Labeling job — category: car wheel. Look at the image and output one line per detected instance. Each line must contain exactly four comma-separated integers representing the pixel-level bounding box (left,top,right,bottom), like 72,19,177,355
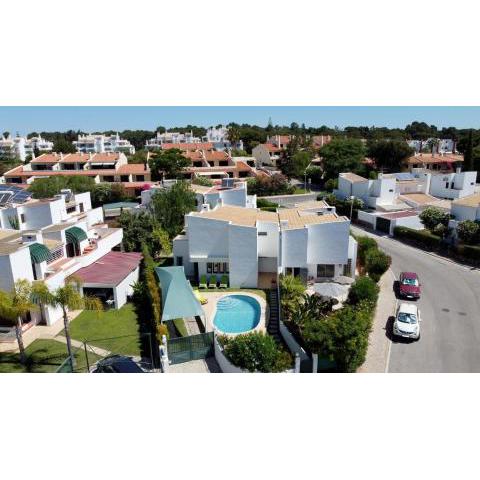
416,334,421,341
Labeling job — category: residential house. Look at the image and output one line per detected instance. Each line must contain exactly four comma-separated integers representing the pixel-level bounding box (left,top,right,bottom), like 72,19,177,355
2,152,151,197
252,143,283,167
203,125,244,151
407,153,463,173
73,133,135,155
0,190,141,337
450,193,480,222
145,131,202,149
407,139,457,154
173,203,357,288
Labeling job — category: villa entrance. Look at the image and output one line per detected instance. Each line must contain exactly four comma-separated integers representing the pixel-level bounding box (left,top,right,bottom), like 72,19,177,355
168,332,214,365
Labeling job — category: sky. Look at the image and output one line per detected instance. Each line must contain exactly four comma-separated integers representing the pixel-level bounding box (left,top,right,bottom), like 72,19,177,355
1,106,480,134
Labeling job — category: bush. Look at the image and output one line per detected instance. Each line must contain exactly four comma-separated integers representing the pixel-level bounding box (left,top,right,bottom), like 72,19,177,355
356,236,378,267
454,244,480,262
221,332,292,372
305,165,322,184
279,274,306,321
348,276,379,305
256,198,278,209
247,173,294,197
457,220,480,245
192,176,213,187
324,178,338,192
393,226,442,249
419,207,450,232
365,249,391,282
157,323,169,341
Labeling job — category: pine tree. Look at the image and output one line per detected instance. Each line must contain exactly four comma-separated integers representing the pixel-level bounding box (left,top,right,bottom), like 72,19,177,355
464,129,474,171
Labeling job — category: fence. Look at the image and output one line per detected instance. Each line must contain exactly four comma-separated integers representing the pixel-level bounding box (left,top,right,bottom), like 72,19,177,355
55,333,154,373
168,331,214,365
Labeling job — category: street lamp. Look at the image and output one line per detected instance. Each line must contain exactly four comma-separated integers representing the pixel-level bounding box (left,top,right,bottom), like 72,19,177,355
349,195,355,220
304,161,313,191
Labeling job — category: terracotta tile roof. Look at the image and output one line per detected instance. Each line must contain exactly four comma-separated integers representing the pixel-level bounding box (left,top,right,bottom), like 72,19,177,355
88,153,120,163
117,164,149,174
340,172,368,183
59,153,89,163
205,151,229,161
30,154,60,164
184,151,204,161
235,161,253,172
73,251,142,286
452,193,480,207
123,181,155,189
263,143,282,153
312,135,332,148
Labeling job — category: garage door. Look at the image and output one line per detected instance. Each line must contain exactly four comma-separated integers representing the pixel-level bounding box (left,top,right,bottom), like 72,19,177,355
376,217,391,234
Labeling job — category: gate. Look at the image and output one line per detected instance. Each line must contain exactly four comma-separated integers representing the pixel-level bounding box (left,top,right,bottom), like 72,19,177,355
376,216,391,234
168,332,214,365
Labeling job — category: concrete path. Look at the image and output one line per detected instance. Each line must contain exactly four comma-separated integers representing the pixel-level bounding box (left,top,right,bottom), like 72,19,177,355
358,269,396,373
50,335,112,357
167,357,221,373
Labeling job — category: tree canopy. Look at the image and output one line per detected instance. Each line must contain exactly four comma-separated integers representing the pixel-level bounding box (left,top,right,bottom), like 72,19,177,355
367,140,414,171
148,148,190,180
28,175,95,199
319,138,367,181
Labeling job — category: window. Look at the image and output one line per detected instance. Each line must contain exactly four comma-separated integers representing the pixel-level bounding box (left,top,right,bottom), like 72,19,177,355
66,206,76,214
343,259,352,277
20,213,25,223
176,256,183,266
103,176,114,182
258,232,268,236
445,182,449,188
207,262,228,274
79,203,84,213
47,246,64,264
389,189,394,192
120,175,129,182
317,264,335,278
136,175,145,182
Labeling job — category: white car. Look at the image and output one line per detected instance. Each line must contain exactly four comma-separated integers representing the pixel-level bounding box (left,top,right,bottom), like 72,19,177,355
393,303,421,340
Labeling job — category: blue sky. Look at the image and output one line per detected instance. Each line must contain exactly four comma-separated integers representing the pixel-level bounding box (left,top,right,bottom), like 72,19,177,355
1,106,480,134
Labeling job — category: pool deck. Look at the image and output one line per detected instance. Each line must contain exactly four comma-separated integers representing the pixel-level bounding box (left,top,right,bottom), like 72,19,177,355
201,291,267,335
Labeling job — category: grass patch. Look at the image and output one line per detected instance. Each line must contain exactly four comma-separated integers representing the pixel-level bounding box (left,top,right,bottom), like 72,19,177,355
64,303,142,357
292,188,309,194
0,339,100,373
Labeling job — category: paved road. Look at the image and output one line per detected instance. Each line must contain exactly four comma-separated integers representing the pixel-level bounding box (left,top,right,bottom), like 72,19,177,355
352,226,480,373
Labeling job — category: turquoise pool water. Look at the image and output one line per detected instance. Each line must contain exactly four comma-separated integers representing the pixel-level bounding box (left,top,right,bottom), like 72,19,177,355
213,295,261,334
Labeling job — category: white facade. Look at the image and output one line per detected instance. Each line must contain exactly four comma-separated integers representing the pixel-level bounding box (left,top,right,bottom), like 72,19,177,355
336,173,396,208
428,170,476,200
173,204,357,288
252,144,282,167
0,191,137,331
73,134,135,154
145,131,201,149
203,125,244,151
0,134,53,162
408,138,456,154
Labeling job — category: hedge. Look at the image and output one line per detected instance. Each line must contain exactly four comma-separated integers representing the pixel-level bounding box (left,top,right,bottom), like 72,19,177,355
393,226,442,249
454,244,480,262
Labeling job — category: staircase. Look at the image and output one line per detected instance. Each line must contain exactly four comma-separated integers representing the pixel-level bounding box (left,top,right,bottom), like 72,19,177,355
267,289,282,344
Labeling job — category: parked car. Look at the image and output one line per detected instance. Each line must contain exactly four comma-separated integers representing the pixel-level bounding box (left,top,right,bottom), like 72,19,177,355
399,272,421,299
393,303,421,341
91,355,145,373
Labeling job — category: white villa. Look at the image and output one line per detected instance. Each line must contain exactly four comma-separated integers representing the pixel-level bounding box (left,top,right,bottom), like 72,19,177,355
0,188,141,332
73,133,135,155
173,201,357,288
0,134,53,161
146,131,202,149
203,125,244,151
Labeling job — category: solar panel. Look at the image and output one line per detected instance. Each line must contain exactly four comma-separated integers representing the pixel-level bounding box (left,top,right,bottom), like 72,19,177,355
394,172,414,181
0,184,32,204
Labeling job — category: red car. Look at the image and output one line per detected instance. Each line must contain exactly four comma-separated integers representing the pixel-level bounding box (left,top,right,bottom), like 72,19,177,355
399,272,421,299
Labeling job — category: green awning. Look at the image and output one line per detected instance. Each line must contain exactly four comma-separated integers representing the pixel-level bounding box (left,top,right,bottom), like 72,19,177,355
155,266,204,321
29,243,52,264
65,226,88,244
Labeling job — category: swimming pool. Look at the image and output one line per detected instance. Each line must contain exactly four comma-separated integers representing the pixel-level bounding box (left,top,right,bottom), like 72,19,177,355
213,294,261,334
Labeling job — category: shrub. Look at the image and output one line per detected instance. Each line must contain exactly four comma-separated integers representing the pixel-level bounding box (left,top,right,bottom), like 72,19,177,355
305,165,322,184
457,220,480,245
324,178,338,192
246,173,294,197
356,236,378,267
157,323,169,341
192,176,213,187
302,300,374,372
256,198,278,209
221,332,292,372
348,276,379,305
393,226,442,249
454,244,480,262
365,249,391,282
279,274,306,321
419,207,450,232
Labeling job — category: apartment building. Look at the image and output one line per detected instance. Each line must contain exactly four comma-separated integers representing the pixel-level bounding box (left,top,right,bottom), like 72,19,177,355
0,134,53,161
2,152,151,196
203,125,244,151
407,152,463,173
73,133,135,155
407,139,457,154
145,131,202,149
173,202,357,288
0,189,141,333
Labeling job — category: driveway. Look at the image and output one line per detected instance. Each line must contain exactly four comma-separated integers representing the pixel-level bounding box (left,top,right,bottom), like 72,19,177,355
352,226,480,373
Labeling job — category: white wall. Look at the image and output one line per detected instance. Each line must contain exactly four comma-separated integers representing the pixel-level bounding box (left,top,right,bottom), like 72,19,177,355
257,220,279,258
252,145,274,166
113,266,140,308
173,237,194,277
306,221,350,265
186,216,229,259
451,204,480,222
0,248,33,291
228,224,258,287
281,228,308,269
392,215,424,233
429,171,476,199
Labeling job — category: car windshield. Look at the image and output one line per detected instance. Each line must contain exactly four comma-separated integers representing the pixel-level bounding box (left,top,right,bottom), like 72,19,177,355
402,278,419,286
398,312,417,324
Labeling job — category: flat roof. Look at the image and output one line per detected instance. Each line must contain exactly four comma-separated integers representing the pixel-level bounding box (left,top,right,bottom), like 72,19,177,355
452,193,480,207
399,193,439,205
73,251,142,286
340,172,368,183
278,209,343,229
378,210,419,220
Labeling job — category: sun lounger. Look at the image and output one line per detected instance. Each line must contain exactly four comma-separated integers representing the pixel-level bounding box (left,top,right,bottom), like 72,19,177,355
199,274,208,289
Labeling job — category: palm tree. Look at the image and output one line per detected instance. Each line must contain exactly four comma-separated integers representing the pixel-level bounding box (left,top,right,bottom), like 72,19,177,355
0,280,39,364
227,125,241,148
34,276,103,372
279,274,306,321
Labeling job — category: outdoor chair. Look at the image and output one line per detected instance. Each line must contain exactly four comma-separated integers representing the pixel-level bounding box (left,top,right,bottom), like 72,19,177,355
219,275,229,288
208,275,218,288
199,274,208,289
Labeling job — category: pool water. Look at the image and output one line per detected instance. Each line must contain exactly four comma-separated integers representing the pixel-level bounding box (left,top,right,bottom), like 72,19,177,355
213,295,261,334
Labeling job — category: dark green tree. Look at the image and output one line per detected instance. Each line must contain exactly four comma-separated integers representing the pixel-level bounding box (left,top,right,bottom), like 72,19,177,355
367,140,414,171
319,138,367,181
148,148,190,180
464,129,474,171
52,138,76,153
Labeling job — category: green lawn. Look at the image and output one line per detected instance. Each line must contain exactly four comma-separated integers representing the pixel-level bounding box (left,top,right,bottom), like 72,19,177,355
0,339,100,373
64,303,142,357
